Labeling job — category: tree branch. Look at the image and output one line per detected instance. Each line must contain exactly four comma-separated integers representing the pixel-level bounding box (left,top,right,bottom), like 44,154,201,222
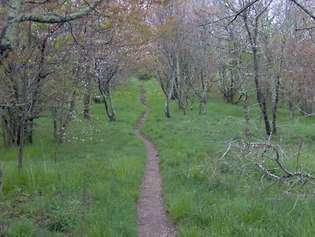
16,0,104,23
0,0,105,61
290,0,315,21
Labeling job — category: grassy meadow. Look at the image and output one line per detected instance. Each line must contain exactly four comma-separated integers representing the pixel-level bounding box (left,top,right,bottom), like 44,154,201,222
0,80,145,237
142,80,315,237
1,78,315,237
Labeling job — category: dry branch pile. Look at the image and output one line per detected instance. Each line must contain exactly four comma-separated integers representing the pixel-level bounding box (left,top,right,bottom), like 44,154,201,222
220,138,315,192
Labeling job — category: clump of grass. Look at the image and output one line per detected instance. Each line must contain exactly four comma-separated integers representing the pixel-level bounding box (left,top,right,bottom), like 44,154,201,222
6,218,36,237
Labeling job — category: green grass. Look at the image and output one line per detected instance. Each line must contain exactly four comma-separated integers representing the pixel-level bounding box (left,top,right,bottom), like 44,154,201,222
142,79,315,237
1,78,315,237
0,79,146,237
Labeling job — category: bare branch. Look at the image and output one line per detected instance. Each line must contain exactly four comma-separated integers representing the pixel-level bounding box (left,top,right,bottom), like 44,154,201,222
16,0,105,23
289,0,315,21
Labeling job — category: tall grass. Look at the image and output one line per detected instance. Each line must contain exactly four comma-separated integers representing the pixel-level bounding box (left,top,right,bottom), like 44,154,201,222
142,79,315,237
0,79,146,237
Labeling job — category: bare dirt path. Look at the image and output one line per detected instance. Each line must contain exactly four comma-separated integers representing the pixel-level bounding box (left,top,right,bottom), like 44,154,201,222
134,84,176,237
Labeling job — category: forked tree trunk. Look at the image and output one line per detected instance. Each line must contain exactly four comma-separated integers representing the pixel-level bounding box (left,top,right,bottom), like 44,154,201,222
165,74,176,118
158,75,172,118
243,13,272,136
101,89,116,122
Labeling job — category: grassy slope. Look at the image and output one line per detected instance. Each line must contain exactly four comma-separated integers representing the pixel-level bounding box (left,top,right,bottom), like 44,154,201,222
0,79,145,237
142,80,315,237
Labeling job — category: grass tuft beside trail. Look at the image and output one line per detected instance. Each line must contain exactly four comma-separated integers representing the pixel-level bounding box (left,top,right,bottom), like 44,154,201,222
0,79,145,237
142,80,315,237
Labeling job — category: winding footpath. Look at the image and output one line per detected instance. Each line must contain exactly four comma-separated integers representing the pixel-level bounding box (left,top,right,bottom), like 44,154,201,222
134,85,176,237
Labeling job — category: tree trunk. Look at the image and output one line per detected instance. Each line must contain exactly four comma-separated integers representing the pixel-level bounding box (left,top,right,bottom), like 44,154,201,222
16,105,27,172
165,74,176,118
99,86,116,122
252,46,271,136
17,120,25,172
242,93,251,140
52,107,58,141
26,119,33,144
199,72,208,115
1,109,18,147
288,99,294,119
165,97,171,118
0,166,3,194
104,89,116,122
83,77,92,120
52,91,76,143
271,75,280,134
59,91,76,142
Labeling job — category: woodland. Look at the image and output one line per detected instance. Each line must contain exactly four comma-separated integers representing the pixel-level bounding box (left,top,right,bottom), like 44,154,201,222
0,0,315,236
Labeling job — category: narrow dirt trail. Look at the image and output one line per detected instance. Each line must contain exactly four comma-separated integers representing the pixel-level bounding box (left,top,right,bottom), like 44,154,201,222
134,85,176,237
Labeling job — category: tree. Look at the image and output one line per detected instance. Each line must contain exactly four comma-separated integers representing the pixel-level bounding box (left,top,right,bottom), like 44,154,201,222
0,0,105,61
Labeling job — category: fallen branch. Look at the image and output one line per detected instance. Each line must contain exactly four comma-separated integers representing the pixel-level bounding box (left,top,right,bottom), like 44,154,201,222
219,138,315,187
250,142,315,182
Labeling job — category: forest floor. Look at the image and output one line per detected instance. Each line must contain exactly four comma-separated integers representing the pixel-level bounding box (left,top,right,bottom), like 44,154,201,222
134,84,176,237
1,78,315,237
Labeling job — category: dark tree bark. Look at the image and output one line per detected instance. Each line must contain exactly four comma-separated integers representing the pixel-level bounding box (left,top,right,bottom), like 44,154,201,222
95,59,118,122
0,166,3,194
99,86,116,122
272,75,281,134
243,10,272,136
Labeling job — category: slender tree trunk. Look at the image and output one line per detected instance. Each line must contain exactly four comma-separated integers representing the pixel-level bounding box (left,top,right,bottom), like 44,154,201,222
98,85,116,122
26,119,33,144
102,89,116,122
272,75,280,134
17,114,25,172
1,109,18,147
243,14,271,136
59,91,76,142
165,73,176,118
175,52,186,114
52,91,76,143
52,107,58,141
165,97,171,118
199,76,208,115
83,76,92,120
252,46,271,136
0,166,3,194
288,99,294,119
242,93,251,141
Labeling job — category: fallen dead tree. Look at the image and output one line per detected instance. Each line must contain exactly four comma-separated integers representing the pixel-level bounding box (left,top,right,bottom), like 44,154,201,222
220,138,315,187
